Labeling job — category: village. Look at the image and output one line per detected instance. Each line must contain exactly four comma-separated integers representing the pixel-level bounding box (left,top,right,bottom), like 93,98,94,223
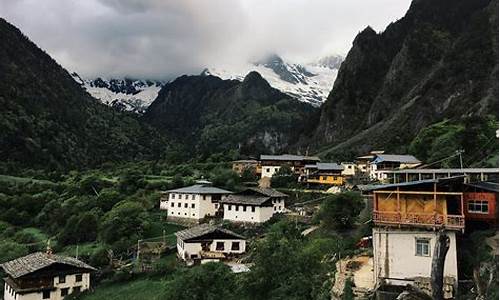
1,151,498,300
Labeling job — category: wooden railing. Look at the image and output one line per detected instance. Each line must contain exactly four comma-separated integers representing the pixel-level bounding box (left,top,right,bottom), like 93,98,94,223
373,211,464,229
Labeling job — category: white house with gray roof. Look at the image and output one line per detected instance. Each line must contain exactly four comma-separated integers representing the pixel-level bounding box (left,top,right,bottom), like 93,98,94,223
221,187,288,223
175,224,246,263
1,252,96,300
369,154,421,182
160,182,232,223
260,154,320,178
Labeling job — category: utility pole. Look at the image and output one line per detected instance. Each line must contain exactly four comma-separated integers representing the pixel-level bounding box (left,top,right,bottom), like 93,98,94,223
76,245,79,259
456,150,464,169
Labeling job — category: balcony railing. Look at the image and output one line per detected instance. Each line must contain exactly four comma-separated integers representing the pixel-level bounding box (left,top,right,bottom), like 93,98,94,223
373,211,464,230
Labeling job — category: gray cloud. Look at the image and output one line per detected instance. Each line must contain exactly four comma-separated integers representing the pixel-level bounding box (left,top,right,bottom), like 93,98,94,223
0,0,411,80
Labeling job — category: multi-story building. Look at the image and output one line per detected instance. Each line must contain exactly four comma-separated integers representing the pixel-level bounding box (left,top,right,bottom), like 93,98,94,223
160,182,232,223
355,151,385,175
175,224,246,263
221,187,287,223
340,162,356,177
260,154,320,178
369,177,464,298
369,154,421,182
463,181,499,228
231,159,261,177
386,168,499,184
1,252,96,300
303,163,344,186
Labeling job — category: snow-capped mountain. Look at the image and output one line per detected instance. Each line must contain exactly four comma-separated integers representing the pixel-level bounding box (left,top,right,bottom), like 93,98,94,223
202,54,343,106
71,73,164,113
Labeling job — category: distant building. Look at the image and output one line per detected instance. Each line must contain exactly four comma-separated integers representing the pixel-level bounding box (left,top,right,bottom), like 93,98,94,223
341,162,356,177
232,159,261,177
303,163,344,186
368,177,464,298
1,252,96,300
387,168,499,184
355,151,385,175
260,154,320,178
369,154,421,182
175,224,246,263
221,187,288,223
160,182,232,223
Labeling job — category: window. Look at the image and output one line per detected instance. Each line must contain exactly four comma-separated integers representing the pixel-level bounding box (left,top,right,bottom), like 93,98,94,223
43,290,50,299
274,206,276,211
178,203,181,207
171,194,175,199
235,205,239,211
191,203,195,208
243,205,247,212
415,238,430,256
228,205,232,211
184,203,188,208
75,274,82,282
468,200,489,214
231,242,240,251
216,242,225,250
192,195,195,200
59,275,66,283
266,168,270,172
251,206,255,212
203,195,206,200
61,288,69,297
74,286,81,294
170,202,174,207
322,176,327,180
185,194,189,199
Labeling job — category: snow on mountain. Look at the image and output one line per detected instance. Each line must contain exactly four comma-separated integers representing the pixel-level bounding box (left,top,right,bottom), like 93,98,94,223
71,73,164,114
202,54,343,106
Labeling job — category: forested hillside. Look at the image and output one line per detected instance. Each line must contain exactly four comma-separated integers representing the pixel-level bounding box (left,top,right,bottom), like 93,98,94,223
0,18,166,172
144,71,317,161
305,0,498,164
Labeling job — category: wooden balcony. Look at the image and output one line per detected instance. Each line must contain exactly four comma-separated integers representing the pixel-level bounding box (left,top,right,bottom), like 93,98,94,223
373,211,465,230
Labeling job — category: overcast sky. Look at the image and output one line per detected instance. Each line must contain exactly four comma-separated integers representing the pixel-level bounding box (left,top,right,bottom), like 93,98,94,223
0,0,411,80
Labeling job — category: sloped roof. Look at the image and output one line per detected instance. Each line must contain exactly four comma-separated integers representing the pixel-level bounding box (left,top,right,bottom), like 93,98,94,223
175,224,245,241
315,163,344,171
372,154,421,164
1,252,96,279
465,181,499,193
244,187,288,197
164,184,232,194
260,154,320,161
221,195,272,206
358,176,464,192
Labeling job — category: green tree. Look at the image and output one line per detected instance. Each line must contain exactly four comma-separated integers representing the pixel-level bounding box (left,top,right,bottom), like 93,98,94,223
315,192,364,230
162,263,238,300
271,165,297,188
100,201,150,245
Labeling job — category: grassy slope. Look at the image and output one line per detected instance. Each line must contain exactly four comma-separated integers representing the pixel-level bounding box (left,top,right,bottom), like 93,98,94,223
79,278,165,300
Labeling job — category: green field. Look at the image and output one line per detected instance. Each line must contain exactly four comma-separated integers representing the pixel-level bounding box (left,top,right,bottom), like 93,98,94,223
79,277,165,300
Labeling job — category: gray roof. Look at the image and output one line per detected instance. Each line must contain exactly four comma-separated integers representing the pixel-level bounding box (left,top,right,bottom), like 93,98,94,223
245,187,288,197
222,195,272,206
175,224,245,241
260,154,320,162
164,184,232,194
305,163,344,171
1,252,96,279
358,176,464,192
389,168,499,174
465,181,499,192
372,154,421,164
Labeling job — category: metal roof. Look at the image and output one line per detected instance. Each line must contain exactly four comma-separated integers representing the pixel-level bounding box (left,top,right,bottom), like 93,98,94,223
260,154,320,161
372,154,421,164
389,168,499,174
175,224,245,241
358,176,464,192
464,181,499,192
164,184,232,194
305,163,344,171
1,252,96,279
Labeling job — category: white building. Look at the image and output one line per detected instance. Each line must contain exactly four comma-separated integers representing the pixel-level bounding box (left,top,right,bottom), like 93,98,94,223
260,154,320,178
1,252,96,300
372,228,458,297
160,183,232,222
221,187,287,223
175,223,246,263
369,154,421,182
340,162,356,177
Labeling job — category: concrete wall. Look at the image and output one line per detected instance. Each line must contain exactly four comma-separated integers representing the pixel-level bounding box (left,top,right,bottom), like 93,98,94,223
222,204,274,223
372,228,458,286
4,273,90,300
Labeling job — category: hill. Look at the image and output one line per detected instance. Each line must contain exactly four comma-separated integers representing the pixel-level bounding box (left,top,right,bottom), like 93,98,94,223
0,18,166,171
305,0,498,163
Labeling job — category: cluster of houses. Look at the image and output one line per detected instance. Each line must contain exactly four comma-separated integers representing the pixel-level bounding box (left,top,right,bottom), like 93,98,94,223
2,151,498,300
